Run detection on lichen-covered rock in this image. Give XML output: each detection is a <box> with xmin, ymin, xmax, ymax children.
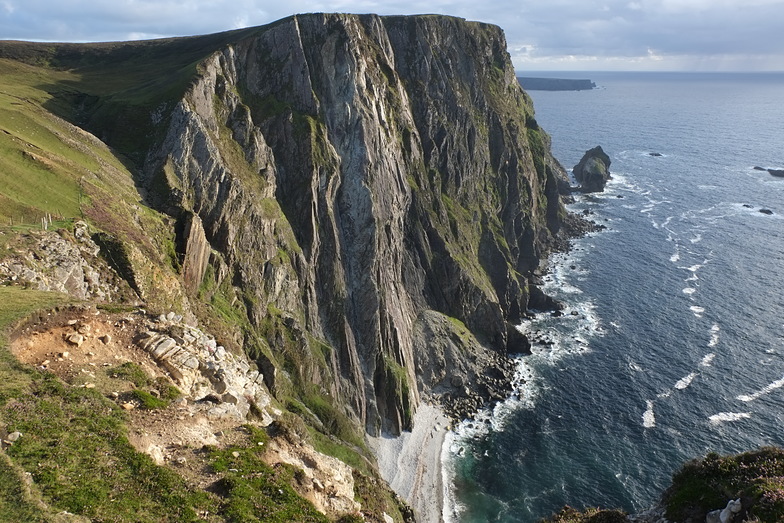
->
<box><xmin>0</xmin><ymin>225</ymin><xmax>128</xmax><ymax>301</ymax></box>
<box><xmin>573</xmin><ymin>145</ymin><xmax>612</xmax><ymax>192</ymax></box>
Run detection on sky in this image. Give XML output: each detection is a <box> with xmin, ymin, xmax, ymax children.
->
<box><xmin>2</xmin><ymin>0</ymin><xmax>784</xmax><ymax>72</ymax></box>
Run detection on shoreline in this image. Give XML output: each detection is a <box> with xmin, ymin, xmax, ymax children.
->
<box><xmin>368</xmin><ymin>404</ymin><xmax>451</xmax><ymax>523</ymax></box>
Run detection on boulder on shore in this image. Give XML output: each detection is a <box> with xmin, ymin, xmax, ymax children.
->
<box><xmin>573</xmin><ymin>146</ymin><xmax>612</xmax><ymax>192</ymax></box>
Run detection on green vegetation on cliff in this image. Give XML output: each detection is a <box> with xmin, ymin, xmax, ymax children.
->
<box><xmin>0</xmin><ymin>12</ymin><xmax>575</xmax><ymax>523</ymax></box>
<box><xmin>665</xmin><ymin>447</ymin><xmax>784</xmax><ymax>522</ymax></box>
<box><xmin>540</xmin><ymin>447</ymin><xmax>784</xmax><ymax>523</ymax></box>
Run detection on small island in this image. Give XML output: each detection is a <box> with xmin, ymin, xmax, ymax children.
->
<box><xmin>517</xmin><ymin>76</ymin><xmax>596</xmax><ymax>91</ymax></box>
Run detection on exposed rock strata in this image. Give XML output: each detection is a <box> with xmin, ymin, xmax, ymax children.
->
<box><xmin>140</xmin><ymin>14</ymin><xmax>572</xmax><ymax>435</ymax></box>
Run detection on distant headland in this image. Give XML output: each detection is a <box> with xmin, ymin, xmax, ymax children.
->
<box><xmin>517</xmin><ymin>76</ymin><xmax>596</xmax><ymax>91</ymax></box>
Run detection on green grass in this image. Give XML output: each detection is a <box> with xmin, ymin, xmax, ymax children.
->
<box><xmin>208</xmin><ymin>426</ymin><xmax>329</xmax><ymax>523</ymax></box>
<box><xmin>107</xmin><ymin>363</ymin><xmax>181</xmax><ymax>409</ymax></box>
<box><xmin>665</xmin><ymin>447</ymin><xmax>784</xmax><ymax>522</ymax></box>
<box><xmin>131</xmin><ymin>389</ymin><xmax>171</xmax><ymax>409</ymax></box>
<box><xmin>0</xmin><ymin>62</ymin><xmax>95</xmax><ymax>223</ymax></box>
<box><xmin>0</xmin><ymin>289</ymin><xmax>205</xmax><ymax>521</ymax></box>
<box><xmin>0</xmin><ymin>452</ymin><xmax>50</xmax><ymax>523</ymax></box>
<box><xmin>2</xmin><ymin>373</ymin><xmax>209</xmax><ymax>522</ymax></box>
<box><xmin>0</xmin><ymin>286</ymin><xmax>71</xmax><ymax>333</ymax></box>
<box><xmin>108</xmin><ymin>361</ymin><xmax>151</xmax><ymax>387</ymax></box>
<box><xmin>0</xmin><ymin>287</ymin><xmax>71</xmax><ymax>403</ymax></box>
<box><xmin>307</xmin><ymin>429</ymin><xmax>371</xmax><ymax>476</ymax></box>
<box><xmin>351</xmin><ymin>470</ymin><xmax>410</xmax><ymax>523</ymax></box>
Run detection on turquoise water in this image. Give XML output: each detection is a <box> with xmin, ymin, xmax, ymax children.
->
<box><xmin>445</xmin><ymin>72</ymin><xmax>784</xmax><ymax>522</ymax></box>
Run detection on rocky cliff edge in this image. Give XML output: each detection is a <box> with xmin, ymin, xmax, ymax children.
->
<box><xmin>141</xmin><ymin>13</ymin><xmax>573</xmax><ymax>435</ymax></box>
<box><xmin>0</xmin><ymin>12</ymin><xmax>583</xmax><ymax>522</ymax></box>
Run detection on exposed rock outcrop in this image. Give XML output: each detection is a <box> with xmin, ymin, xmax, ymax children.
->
<box><xmin>134</xmin><ymin>314</ymin><xmax>276</xmax><ymax>424</ymax></box>
<box><xmin>0</xmin><ymin>221</ymin><xmax>131</xmax><ymax>301</ymax></box>
<box><xmin>573</xmin><ymin>146</ymin><xmax>612</xmax><ymax>193</ymax></box>
<box><xmin>177</xmin><ymin>212</ymin><xmax>212</xmax><ymax>294</ymax></box>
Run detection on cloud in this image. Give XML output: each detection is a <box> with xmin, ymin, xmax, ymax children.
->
<box><xmin>1</xmin><ymin>0</ymin><xmax>783</xmax><ymax>70</ymax></box>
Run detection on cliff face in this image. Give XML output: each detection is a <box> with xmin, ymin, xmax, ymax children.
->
<box><xmin>142</xmin><ymin>13</ymin><xmax>570</xmax><ymax>435</ymax></box>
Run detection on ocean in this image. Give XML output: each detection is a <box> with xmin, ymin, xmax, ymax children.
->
<box><xmin>443</xmin><ymin>72</ymin><xmax>784</xmax><ymax>522</ymax></box>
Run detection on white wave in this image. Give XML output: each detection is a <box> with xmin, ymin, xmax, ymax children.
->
<box><xmin>711</xmin><ymin>324</ymin><xmax>720</xmax><ymax>332</ymax></box>
<box><xmin>674</xmin><ymin>373</ymin><xmax>698</xmax><ymax>390</ymax></box>
<box><xmin>690</xmin><ymin>306</ymin><xmax>704</xmax><ymax>317</ymax></box>
<box><xmin>442</xmin><ymin>432</ymin><xmax>466</xmax><ymax>523</ymax></box>
<box><xmin>708</xmin><ymin>334</ymin><xmax>720</xmax><ymax>347</ymax></box>
<box><xmin>642</xmin><ymin>400</ymin><xmax>656</xmax><ymax>428</ymax></box>
<box><xmin>670</xmin><ymin>252</ymin><xmax>680</xmax><ymax>263</ymax></box>
<box><xmin>628</xmin><ymin>361</ymin><xmax>643</xmax><ymax>372</ymax></box>
<box><xmin>737</xmin><ymin>376</ymin><xmax>784</xmax><ymax>402</ymax></box>
<box><xmin>690</xmin><ymin>234</ymin><xmax>703</xmax><ymax>244</ymax></box>
<box><xmin>683</xmin><ymin>287</ymin><xmax>696</xmax><ymax>295</ymax></box>
<box><xmin>657</xmin><ymin>390</ymin><xmax>672</xmax><ymax>399</ymax></box>
<box><xmin>607</xmin><ymin>172</ymin><xmax>640</xmax><ymax>193</ymax></box>
<box><xmin>700</xmin><ymin>353</ymin><xmax>716</xmax><ymax>367</ymax></box>
<box><xmin>709</xmin><ymin>412</ymin><xmax>752</xmax><ymax>424</ymax></box>
<box><xmin>686</xmin><ymin>274</ymin><xmax>699</xmax><ymax>282</ymax></box>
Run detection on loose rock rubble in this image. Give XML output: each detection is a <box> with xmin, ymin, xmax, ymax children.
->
<box><xmin>134</xmin><ymin>314</ymin><xmax>275</xmax><ymax>424</ymax></box>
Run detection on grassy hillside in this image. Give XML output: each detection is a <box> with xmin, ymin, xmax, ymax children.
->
<box><xmin>0</xmin><ymin>26</ymin><xmax>268</xmax><ymax>163</ymax></box>
<box><xmin>0</xmin><ymin>29</ymin><xmax>406</xmax><ymax>522</ymax></box>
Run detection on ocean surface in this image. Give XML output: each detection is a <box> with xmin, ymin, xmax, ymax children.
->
<box><xmin>443</xmin><ymin>72</ymin><xmax>784</xmax><ymax>522</ymax></box>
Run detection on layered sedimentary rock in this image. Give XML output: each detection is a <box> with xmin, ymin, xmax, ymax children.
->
<box><xmin>141</xmin><ymin>14</ymin><xmax>572</xmax><ymax>435</ymax></box>
<box><xmin>133</xmin><ymin>14</ymin><xmax>572</xmax><ymax>435</ymax></box>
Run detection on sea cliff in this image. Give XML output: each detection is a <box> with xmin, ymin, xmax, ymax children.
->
<box><xmin>139</xmin><ymin>13</ymin><xmax>575</xmax><ymax>436</ymax></box>
<box><xmin>0</xmin><ymin>13</ymin><xmax>578</xmax><ymax>522</ymax></box>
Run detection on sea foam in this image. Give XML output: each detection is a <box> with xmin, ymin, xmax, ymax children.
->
<box><xmin>674</xmin><ymin>373</ymin><xmax>698</xmax><ymax>390</ymax></box>
<box><xmin>642</xmin><ymin>400</ymin><xmax>656</xmax><ymax>428</ymax></box>
<box><xmin>709</xmin><ymin>412</ymin><xmax>752</xmax><ymax>424</ymax></box>
<box><xmin>737</xmin><ymin>376</ymin><xmax>784</xmax><ymax>402</ymax></box>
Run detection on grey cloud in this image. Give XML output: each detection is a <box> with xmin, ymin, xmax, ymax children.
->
<box><xmin>1</xmin><ymin>0</ymin><xmax>783</xmax><ymax>70</ymax></box>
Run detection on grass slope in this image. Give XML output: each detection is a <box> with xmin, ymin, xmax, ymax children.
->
<box><xmin>0</xmin><ymin>29</ymin><xmax>355</xmax><ymax>521</ymax></box>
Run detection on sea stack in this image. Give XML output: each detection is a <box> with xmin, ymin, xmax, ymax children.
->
<box><xmin>573</xmin><ymin>145</ymin><xmax>612</xmax><ymax>192</ymax></box>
